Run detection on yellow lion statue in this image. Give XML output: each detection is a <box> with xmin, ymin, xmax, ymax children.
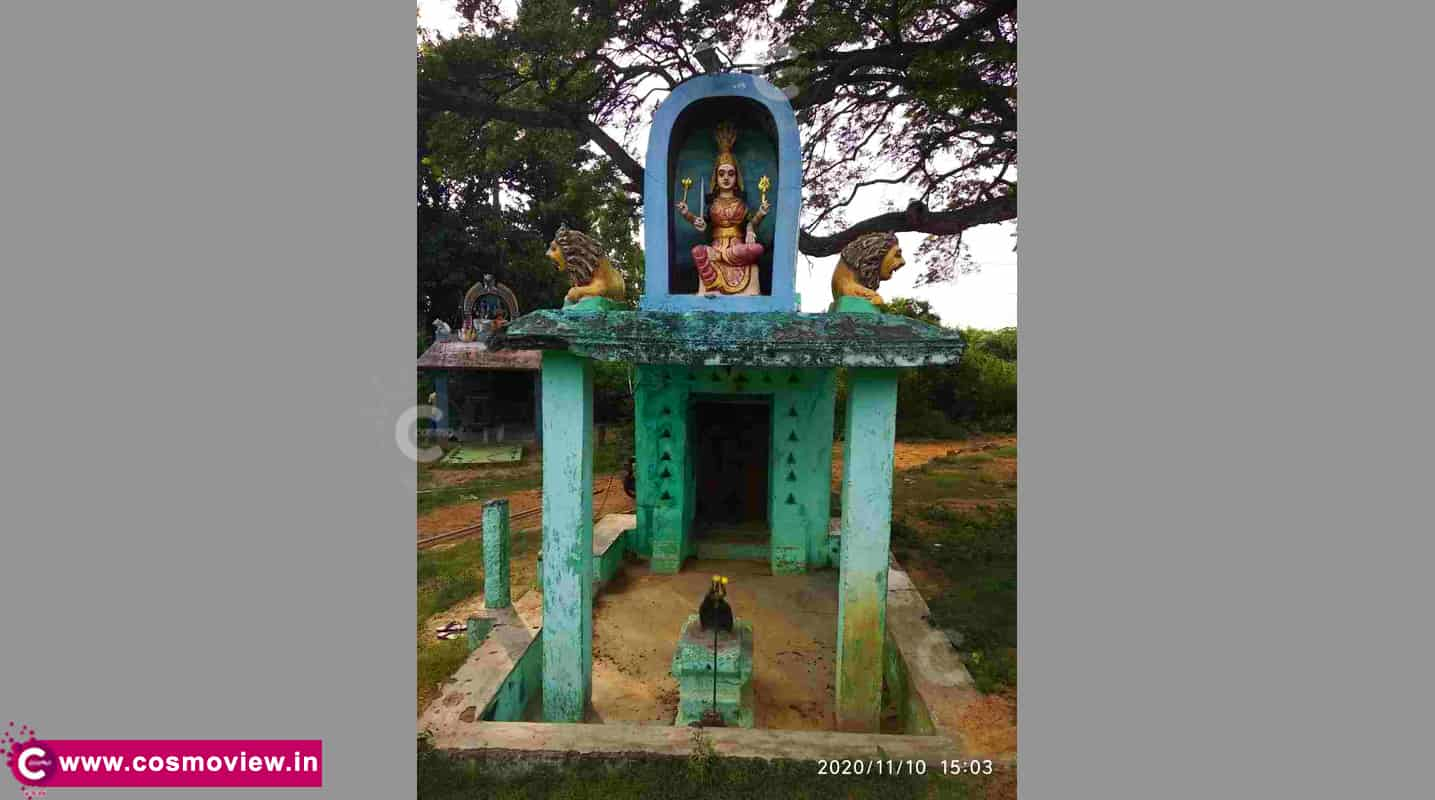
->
<box><xmin>546</xmin><ymin>225</ymin><xmax>627</xmax><ymax>305</ymax></box>
<box><xmin>830</xmin><ymin>231</ymin><xmax>905</xmax><ymax>305</ymax></box>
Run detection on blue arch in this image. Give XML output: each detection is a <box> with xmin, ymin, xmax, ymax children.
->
<box><xmin>641</xmin><ymin>73</ymin><xmax>802</xmax><ymax>312</ymax></box>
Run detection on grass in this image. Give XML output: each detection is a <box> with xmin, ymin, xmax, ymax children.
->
<box><xmin>418</xmin><ymin>539</ymin><xmax>487</xmax><ymax>620</ymax></box>
<box><xmin>893</xmin><ymin>505</ymin><xmax>1017</xmax><ymax>694</ymax></box>
<box><xmin>890</xmin><ymin>441</ymin><xmax>1018</xmax><ymax>695</ymax></box>
<box><xmin>417</xmin><ymin>734</ymin><xmax>1004</xmax><ymax>800</ymax></box>
<box><xmin>415</xmin><ymin>523</ymin><xmax>542</xmax><ymax>713</ymax></box>
<box><xmin>417</xmin><ymin>638</ymin><xmax>471</xmax><ymax>714</ymax></box>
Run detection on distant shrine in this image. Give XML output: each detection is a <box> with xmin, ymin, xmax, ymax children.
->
<box><xmin>417</xmin><ymin>275</ymin><xmax>541</xmax><ymax>442</ymax></box>
<box><xmin>498</xmin><ymin>73</ymin><xmax>965</xmax><ymax>731</ymax></box>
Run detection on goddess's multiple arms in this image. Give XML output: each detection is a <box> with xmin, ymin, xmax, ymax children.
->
<box><xmin>744</xmin><ymin>197</ymin><xmax>770</xmax><ymax>243</ymax></box>
<box><xmin>675</xmin><ymin>200</ymin><xmax>708</xmax><ymax>232</ymax></box>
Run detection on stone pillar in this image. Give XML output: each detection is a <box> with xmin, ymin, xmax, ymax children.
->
<box><xmin>835</xmin><ymin>368</ymin><xmax>898</xmax><ymax>732</ymax></box>
<box><xmin>540</xmin><ymin>351</ymin><xmax>594</xmax><ymax>722</ymax></box>
<box><xmin>433</xmin><ymin>373</ymin><xmax>452</xmax><ymax>437</ymax></box>
<box><xmin>769</xmin><ymin>368</ymin><xmax>838</xmax><ymax>574</ymax></box>
<box><xmin>636</xmin><ymin>365</ymin><xmax>692</xmax><ymax>573</ymax></box>
<box><xmin>482</xmin><ymin>499</ymin><xmax>511</xmax><ymax>609</ymax></box>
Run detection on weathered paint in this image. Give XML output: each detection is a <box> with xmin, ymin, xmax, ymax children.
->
<box><xmin>562</xmin><ymin>296</ymin><xmax>625</xmax><ymax>313</ymax></box>
<box><xmin>592</xmin><ymin>529</ymin><xmax>627</xmax><ymax>592</ymax></box>
<box><xmin>835</xmin><ymin>369</ymin><xmax>898</xmax><ymax>732</ymax></box>
<box><xmin>633</xmin><ymin>365</ymin><xmax>836</xmax><ymax>574</ymax></box>
<box><xmin>465</xmin><ymin>616</ymin><xmax>493</xmax><ymax>653</ymax></box>
<box><xmin>502</xmin><ymin>309</ymin><xmax>965</xmax><ymax>368</ymax></box>
<box><xmin>483</xmin><ymin>632</ymin><xmax>543</xmax><ymax>722</ymax></box>
<box><xmin>482</xmin><ymin>499</ymin><xmax>511</xmax><ymax>609</ymax></box>
<box><xmin>882</xmin><ymin>628</ymin><xmax>936</xmax><ymax>735</ymax></box>
<box><xmin>539</xmin><ymin>351</ymin><xmax>594</xmax><ymax>722</ymax></box>
<box><xmin>833</xmin><ymin>295</ymin><xmax>882</xmax><ymax>314</ymax></box>
<box><xmin>634</xmin><ymin>365</ymin><xmax>695</xmax><ymax>573</ymax></box>
<box><xmin>642</xmin><ymin>73</ymin><xmax>802</xmax><ymax>313</ymax></box>
<box><xmin>671</xmin><ymin>615</ymin><xmax>755</xmax><ymax>728</ymax></box>
<box><xmin>769</xmin><ymin>368</ymin><xmax>838</xmax><ymax>573</ymax></box>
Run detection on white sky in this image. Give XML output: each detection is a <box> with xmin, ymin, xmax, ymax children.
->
<box><xmin>418</xmin><ymin>0</ymin><xmax>1017</xmax><ymax>329</ymax></box>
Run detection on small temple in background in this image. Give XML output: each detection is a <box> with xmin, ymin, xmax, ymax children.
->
<box><xmin>417</xmin><ymin>275</ymin><xmax>542</xmax><ymax>443</ymax></box>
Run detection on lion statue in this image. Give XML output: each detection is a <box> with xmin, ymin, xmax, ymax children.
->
<box><xmin>546</xmin><ymin>225</ymin><xmax>627</xmax><ymax>305</ymax></box>
<box><xmin>830</xmin><ymin>231</ymin><xmax>904</xmax><ymax>306</ymax></box>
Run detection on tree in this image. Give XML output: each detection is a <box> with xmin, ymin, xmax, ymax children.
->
<box><xmin>417</xmin><ymin>54</ymin><xmax>643</xmax><ymax>335</ymax></box>
<box><xmin>419</xmin><ymin>0</ymin><xmax>1016</xmax><ymax>284</ymax></box>
<box><xmin>879</xmin><ymin>297</ymin><xmax>1016</xmax><ymax>434</ymax></box>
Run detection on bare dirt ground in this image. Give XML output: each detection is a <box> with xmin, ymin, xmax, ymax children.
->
<box><xmin>830</xmin><ymin>435</ymin><xmax>1016</xmax><ymax>487</ymax></box>
<box><xmin>588</xmin><ymin>558</ymin><xmax>842</xmax><ymax>730</ymax></box>
<box><xmin>417</xmin><ymin>472</ymin><xmax>634</xmax><ymax>539</ymax></box>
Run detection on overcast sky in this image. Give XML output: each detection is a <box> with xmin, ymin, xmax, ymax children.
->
<box><xmin>418</xmin><ymin>0</ymin><xmax>1017</xmax><ymax>329</ymax></box>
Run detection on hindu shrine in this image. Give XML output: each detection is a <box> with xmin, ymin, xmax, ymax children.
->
<box><xmin>491</xmin><ymin>73</ymin><xmax>966</xmax><ymax>732</ymax></box>
<box><xmin>417</xmin><ymin>275</ymin><xmax>542</xmax><ymax>443</ymax></box>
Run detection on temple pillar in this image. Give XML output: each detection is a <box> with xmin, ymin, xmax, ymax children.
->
<box><xmin>835</xmin><ymin>368</ymin><xmax>898</xmax><ymax>732</ymax></box>
<box><xmin>636</xmin><ymin>366</ymin><xmax>692</xmax><ymax>573</ymax></box>
<box><xmin>768</xmin><ymin>368</ymin><xmax>837</xmax><ymax>574</ymax></box>
<box><xmin>482</xmin><ymin>499</ymin><xmax>511</xmax><ymax>609</ymax></box>
<box><xmin>539</xmin><ymin>351</ymin><xmax>594</xmax><ymax>722</ymax></box>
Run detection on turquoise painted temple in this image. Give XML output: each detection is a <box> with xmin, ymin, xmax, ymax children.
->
<box><xmin>499</xmin><ymin>73</ymin><xmax>965</xmax><ymax>732</ymax></box>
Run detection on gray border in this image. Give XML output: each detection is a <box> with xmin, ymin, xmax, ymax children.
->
<box><xmin>4</xmin><ymin>2</ymin><xmax>1432</xmax><ymax>798</ymax></box>
<box><xmin>0</xmin><ymin>3</ymin><xmax>414</xmax><ymax>798</ymax></box>
<box><xmin>1024</xmin><ymin>2</ymin><xmax>1431</xmax><ymax>796</ymax></box>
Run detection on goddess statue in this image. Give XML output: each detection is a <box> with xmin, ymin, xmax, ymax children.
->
<box><xmin>674</xmin><ymin>121</ymin><xmax>771</xmax><ymax>295</ymax></box>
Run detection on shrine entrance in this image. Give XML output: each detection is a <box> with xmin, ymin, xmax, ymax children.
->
<box><xmin>692</xmin><ymin>396</ymin><xmax>770</xmax><ymax>540</ymax></box>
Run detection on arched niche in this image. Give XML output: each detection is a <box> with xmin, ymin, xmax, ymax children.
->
<box><xmin>642</xmin><ymin>74</ymin><xmax>802</xmax><ymax>312</ymax></box>
<box><xmin>463</xmin><ymin>275</ymin><xmax>519</xmax><ymax>322</ymax></box>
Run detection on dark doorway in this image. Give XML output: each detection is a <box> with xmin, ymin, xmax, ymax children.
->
<box><xmin>692</xmin><ymin>397</ymin><xmax>770</xmax><ymax>527</ymax></box>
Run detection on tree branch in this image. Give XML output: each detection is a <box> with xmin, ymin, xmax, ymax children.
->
<box><xmin>799</xmin><ymin>195</ymin><xmax>1016</xmax><ymax>257</ymax></box>
<box><xmin>419</xmin><ymin>84</ymin><xmax>647</xmax><ymax>191</ymax></box>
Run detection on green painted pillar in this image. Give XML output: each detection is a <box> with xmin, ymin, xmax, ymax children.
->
<box><xmin>769</xmin><ymin>369</ymin><xmax>837</xmax><ymax>574</ymax></box>
<box><xmin>540</xmin><ymin>351</ymin><xmax>594</xmax><ymax>722</ymax></box>
<box><xmin>835</xmin><ymin>368</ymin><xmax>898</xmax><ymax>732</ymax></box>
<box><xmin>636</xmin><ymin>365</ymin><xmax>692</xmax><ymax>573</ymax></box>
<box><xmin>483</xmin><ymin>499</ymin><xmax>511</xmax><ymax>609</ymax></box>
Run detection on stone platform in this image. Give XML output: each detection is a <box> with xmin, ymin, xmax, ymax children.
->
<box><xmin>670</xmin><ymin>614</ymin><xmax>753</xmax><ymax>728</ymax></box>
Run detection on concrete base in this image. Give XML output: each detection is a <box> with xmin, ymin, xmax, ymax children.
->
<box><xmin>671</xmin><ymin>615</ymin><xmax>754</xmax><ymax>728</ymax></box>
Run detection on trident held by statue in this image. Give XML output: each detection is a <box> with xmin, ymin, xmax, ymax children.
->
<box><xmin>758</xmin><ymin>175</ymin><xmax>771</xmax><ymax>206</ymax></box>
<box><xmin>680</xmin><ymin>176</ymin><xmax>693</xmax><ymax>206</ymax></box>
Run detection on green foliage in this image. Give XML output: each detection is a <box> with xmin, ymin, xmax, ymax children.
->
<box><xmin>964</xmin><ymin>647</ymin><xmax>1017</xmax><ymax>696</ymax></box>
<box><xmin>592</xmin><ymin>361</ymin><xmax>634</xmax><ymax>424</ymax></box>
<box><xmin>872</xmin><ymin>300</ymin><xmax>1017</xmax><ymax>438</ymax></box>
<box><xmin>879</xmin><ymin>298</ymin><xmax>943</xmax><ymax>326</ymax></box>
<box><xmin>421</xmin><ymin>1</ymin><xmax>1016</xmax><ymax>279</ymax></box>
<box><xmin>686</xmin><ymin>728</ymin><xmax>718</xmax><ymax>783</ymax></box>
<box><xmin>418</xmin><ymin>14</ymin><xmax>645</xmax><ymax>335</ymax></box>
